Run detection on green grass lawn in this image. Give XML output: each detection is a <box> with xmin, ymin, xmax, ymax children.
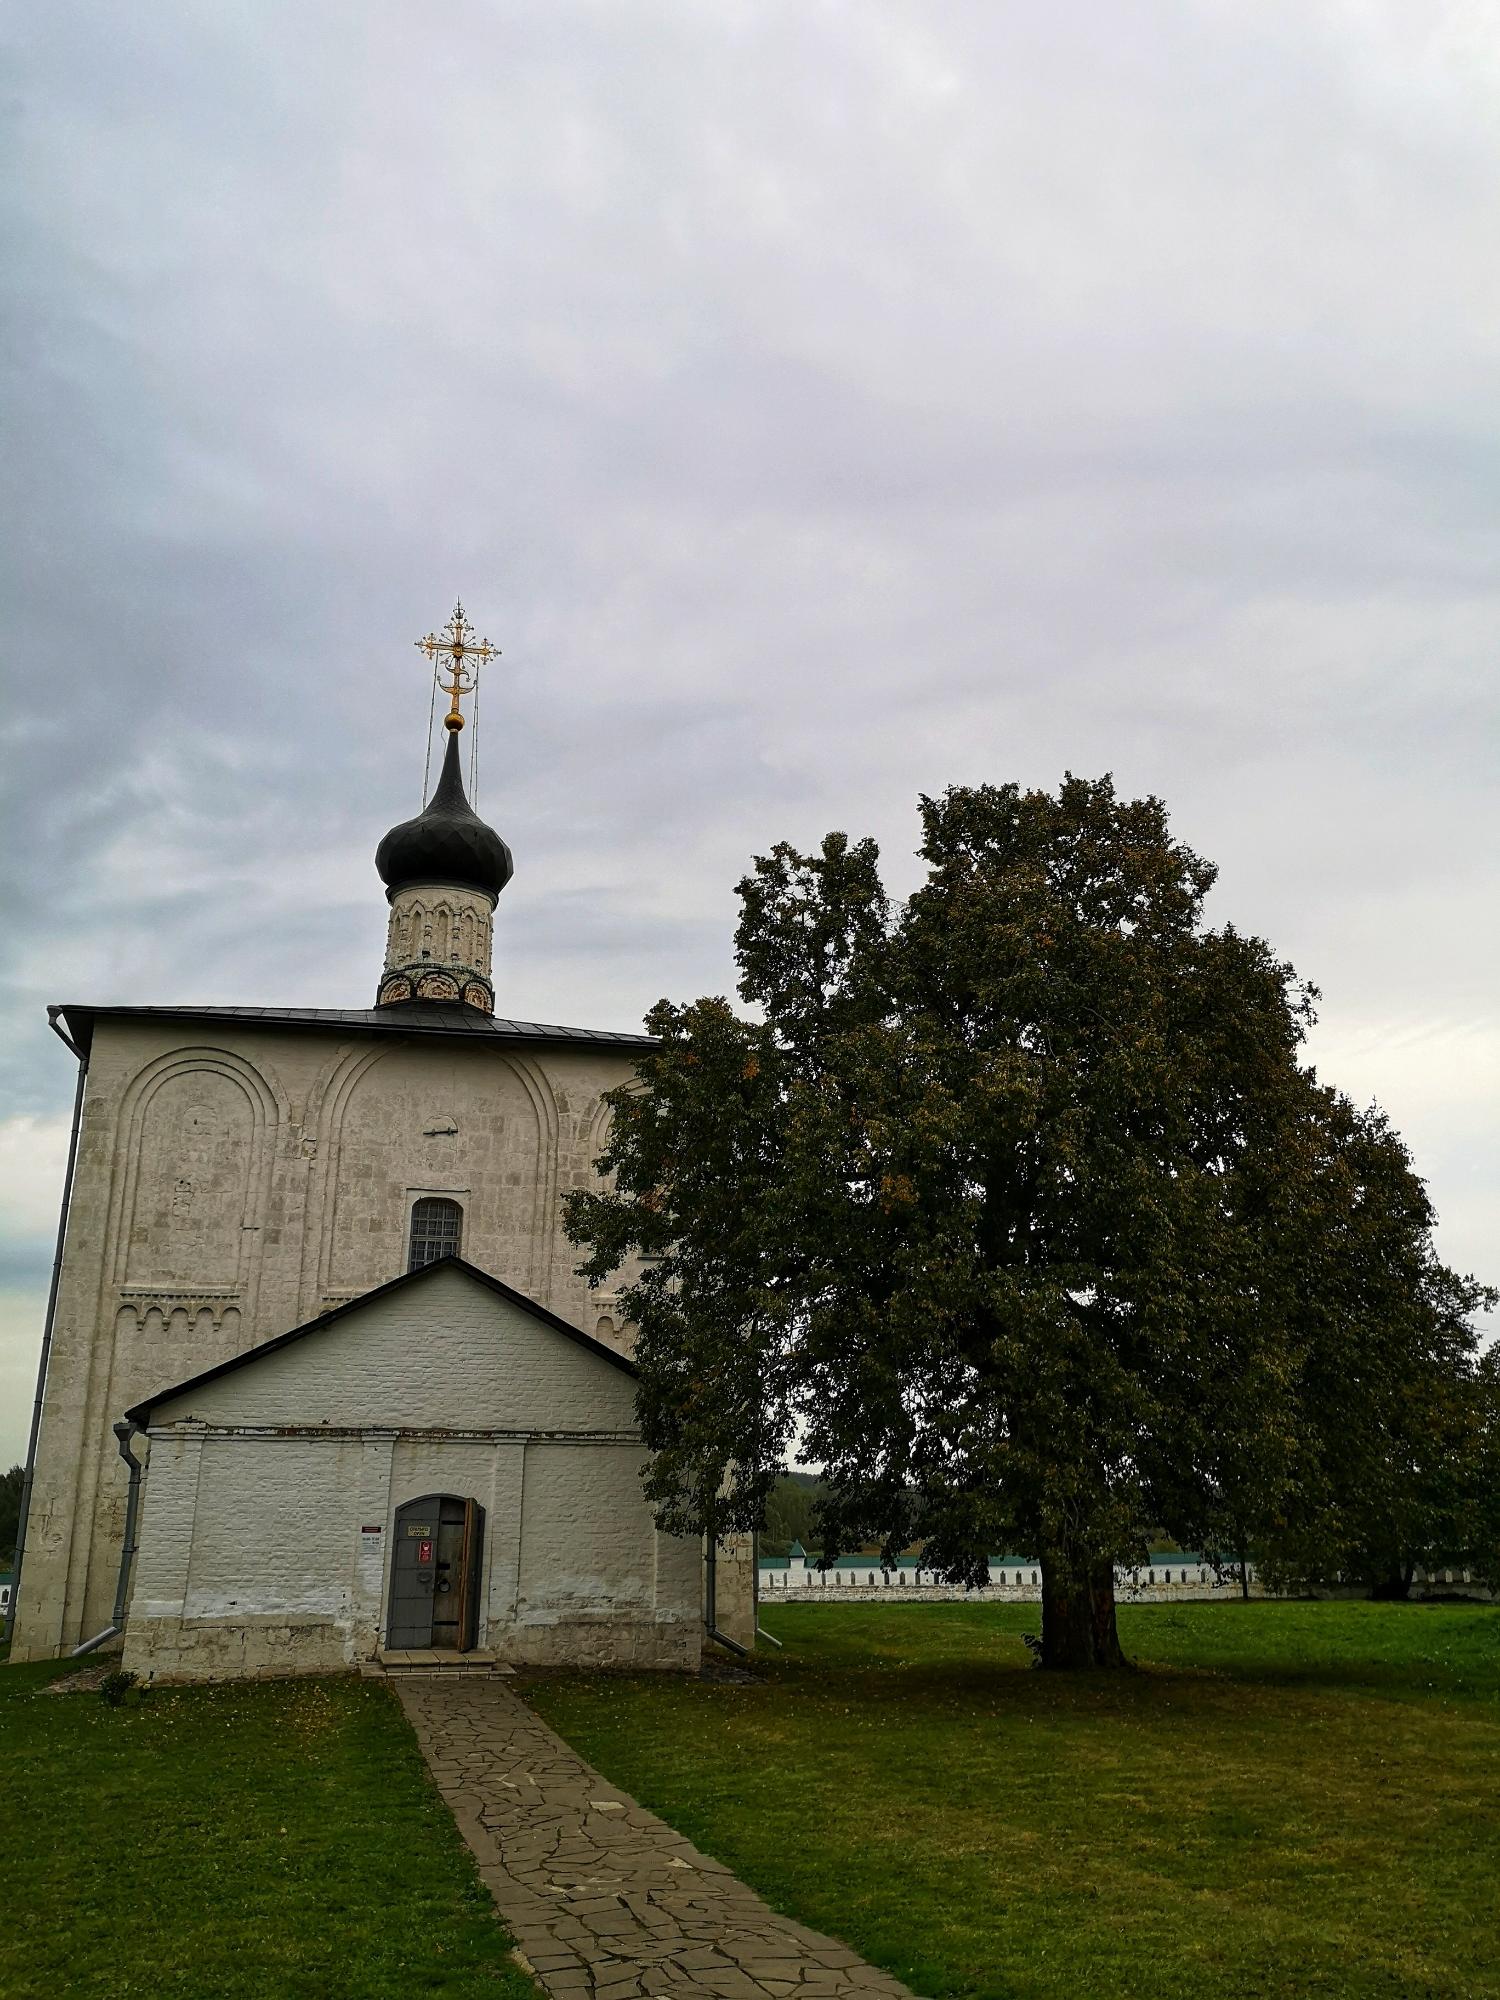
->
<box><xmin>524</xmin><ymin>1600</ymin><xmax>1500</xmax><ymax>2000</ymax></box>
<box><xmin>0</xmin><ymin>1660</ymin><xmax>538</xmax><ymax>2000</ymax></box>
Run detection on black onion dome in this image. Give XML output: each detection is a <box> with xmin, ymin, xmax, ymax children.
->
<box><xmin>375</xmin><ymin>730</ymin><xmax>513</xmax><ymax>902</ymax></box>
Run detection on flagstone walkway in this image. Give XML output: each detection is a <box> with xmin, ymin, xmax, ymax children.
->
<box><xmin>396</xmin><ymin>1678</ymin><xmax>914</xmax><ymax>1999</ymax></box>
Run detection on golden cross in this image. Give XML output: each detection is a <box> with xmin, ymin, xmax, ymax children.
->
<box><xmin>415</xmin><ymin>601</ymin><xmax>499</xmax><ymax>731</ymax></box>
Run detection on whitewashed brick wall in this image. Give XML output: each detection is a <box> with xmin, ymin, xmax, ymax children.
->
<box><xmin>121</xmin><ymin>1263</ymin><xmax>701</xmax><ymax>1678</ymax></box>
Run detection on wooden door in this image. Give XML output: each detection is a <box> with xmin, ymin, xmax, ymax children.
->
<box><xmin>456</xmin><ymin>1497</ymin><xmax>484</xmax><ymax>1653</ymax></box>
<box><xmin>387</xmin><ymin>1494</ymin><xmax>484</xmax><ymax>1651</ymax></box>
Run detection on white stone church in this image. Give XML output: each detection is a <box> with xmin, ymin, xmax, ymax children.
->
<box><xmin>12</xmin><ymin>614</ymin><xmax>752</xmax><ymax>1676</ymax></box>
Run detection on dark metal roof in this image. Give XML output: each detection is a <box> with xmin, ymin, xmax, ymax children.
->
<box><xmin>48</xmin><ymin>1000</ymin><xmax>657</xmax><ymax>1060</ymax></box>
<box><xmin>124</xmin><ymin>1253</ymin><xmax>638</xmax><ymax>1425</ymax></box>
<box><xmin>375</xmin><ymin>728</ymin><xmax>514</xmax><ymax>903</ymax></box>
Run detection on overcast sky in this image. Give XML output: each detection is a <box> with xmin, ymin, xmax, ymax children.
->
<box><xmin>2</xmin><ymin>3</ymin><xmax>1496</xmax><ymax>1461</ymax></box>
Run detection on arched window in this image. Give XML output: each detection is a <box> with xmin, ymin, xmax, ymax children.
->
<box><xmin>408</xmin><ymin>1197</ymin><xmax>463</xmax><ymax>1270</ymax></box>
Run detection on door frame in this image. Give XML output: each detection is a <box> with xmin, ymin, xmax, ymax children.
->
<box><xmin>386</xmin><ymin>1493</ymin><xmax>485</xmax><ymax>1653</ymax></box>
<box><xmin>456</xmin><ymin>1497</ymin><xmax>483</xmax><ymax>1652</ymax></box>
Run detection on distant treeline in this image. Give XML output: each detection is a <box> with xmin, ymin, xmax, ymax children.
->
<box><xmin>759</xmin><ymin>1471</ymin><xmax>826</xmax><ymax>1556</ymax></box>
<box><xmin>0</xmin><ymin>1463</ymin><xmax>21</xmax><ymax>1567</ymax></box>
<box><xmin>759</xmin><ymin>1471</ymin><xmax>1202</xmax><ymax>1566</ymax></box>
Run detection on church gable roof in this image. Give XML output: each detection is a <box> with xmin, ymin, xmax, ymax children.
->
<box><xmin>124</xmin><ymin>1256</ymin><xmax>636</xmax><ymax>1427</ymax></box>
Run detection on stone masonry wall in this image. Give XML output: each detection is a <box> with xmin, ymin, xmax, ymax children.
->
<box><xmin>16</xmin><ymin>1019</ymin><xmax>647</xmax><ymax>1660</ymax></box>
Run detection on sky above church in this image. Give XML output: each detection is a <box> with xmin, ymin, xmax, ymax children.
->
<box><xmin>2</xmin><ymin>3</ymin><xmax>1497</xmax><ymax>1459</ymax></box>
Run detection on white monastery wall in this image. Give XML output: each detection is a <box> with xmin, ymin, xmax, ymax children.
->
<box><xmin>16</xmin><ymin>1017</ymin><xmax>646</xmax><ymax>1659</ymax></box>
<box><xmin>758</xmin><ymin>1561</ymin><xmax>1274</xmax><ymax>1604</ymax></box>
<box><xmin>757</xmin><ymin>1559</ymin><xmax>1494</xmax><ymax>1607</ymax></box>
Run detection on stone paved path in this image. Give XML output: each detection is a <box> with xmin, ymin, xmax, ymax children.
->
<box><xmin>396</xmin><ymin>1678</ymin><xmax>915</xmax><ymax>1999</ymax></box>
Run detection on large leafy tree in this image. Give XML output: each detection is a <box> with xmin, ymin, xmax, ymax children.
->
<box><xmin>1246</xmin><ymin>1099</ymin><xmax>1493</xmax><ymax>1600</ymax></box>
<box><xmin>0</xmin><ymin>1462</ymin><xmax>21</xmax><ymax>1567</ymax></box>
<box><xmin>1467</xmin><ymin>1352</ymin><xmax>1500</xmax><ymax>1594</ymax></box>
<box><xmin>565</xmin><ymin>777</ymin><xmax>1492</xmax><ymax>1667</ymax></box>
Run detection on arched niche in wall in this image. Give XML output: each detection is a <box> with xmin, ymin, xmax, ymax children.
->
<box><xmin>315</xmin><ymin>1040</ymin><xmax>552</xmax><ymax>1299</ymax></box>
<box><xmin>586</xmin><ymin>1091</ymin><xmax>616</xmax><ymax>1177</ymax></box>
<box><xmin>111</xmin><ymin>1049</ymin><xmax>283</xmax><ymax>1296</ymax></box>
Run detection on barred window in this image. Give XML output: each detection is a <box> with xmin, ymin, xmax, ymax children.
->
<box><xmin>408</xmin><ymin>1197</ymin><xmax>463</xmax><ymax>1271</ymax></box>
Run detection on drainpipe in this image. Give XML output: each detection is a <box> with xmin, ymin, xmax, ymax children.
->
<box><xmin>704</xmin><ymin>1531</ymin><xmax>751</xmax><ymax>1660</ymax></box>
<box><xmin>70</xmin><ymin>1422</ymin><xmax>146</xmax><ymax>1658</ymax></box>
<box><xmin>9</xmin><ymin>1039</ymin><xmax>88</xmax><ymax>1644</ymax></box>
<box><xmin>752</xmin><ymin>1529</ymin><xmax>783</xmax><ymax>1648</ymax></box>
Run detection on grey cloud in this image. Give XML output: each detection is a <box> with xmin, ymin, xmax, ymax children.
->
<box><xmin>0</xmin><ymin>0</ymin><xmax>1494</xmax><ymax>1415</ymax></box>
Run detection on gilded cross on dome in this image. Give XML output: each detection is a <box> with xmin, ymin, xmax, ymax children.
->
<box><xmin>415</xmin><ymin>601</ymin><xmax>499</xmax><ymax>731</ymax></box>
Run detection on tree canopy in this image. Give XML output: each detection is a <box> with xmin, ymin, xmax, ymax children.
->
<box><xmin>0</xmin><ymin>1463</ymin><xmax>22</xmax><ymax>1569</ymax></box>
<box><xmin>565</xmin><ymin>777</ymin><xmax>1493</xmax><ymax>1667</ymax></box>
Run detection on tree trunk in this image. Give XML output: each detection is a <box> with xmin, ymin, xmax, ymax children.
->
<box><xmin>1370</xmin><ymin>1559</ymin><xmax>1414</xmax><ymax>1602</ymax></box>
<box><xmin>1039</xmin><ymin>1555</ymin><xmax>1129</xmax><ymax>1670</ymax></box>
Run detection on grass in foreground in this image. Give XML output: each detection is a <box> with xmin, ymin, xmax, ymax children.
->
<box><xmin>0</xmin><ymin>1661</ymin><xmax>537</xmax><ymax>1999</ymax></box>
<box><xmin>524</xmin><ymin>1599</ymin><xmax>1500</xmax><ymax>2000</ymax></box>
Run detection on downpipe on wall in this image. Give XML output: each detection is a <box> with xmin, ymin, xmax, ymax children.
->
<box><xmin>752</xmin><ymin>1531</ymin><xmax>782</xmax><ymax>1646</ymax></box>
<box><xmin>70</xmin><ymin>1422</ymin><xmax>146</xmax><ymax>1658</ymax></box>
<box><xmin>704</xmin><ymin>1534</ymin><xmax>751</xmax><ymax>1659</ymax></box>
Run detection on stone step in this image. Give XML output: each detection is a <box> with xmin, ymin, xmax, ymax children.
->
<box><xmin>363</xmin><ymin>1648</ymin><xmax>514</xmax><ymax>1679</ymax></box>
<box><xmin>363</xmin><ymin>1664</ymin><xmax>510</xmax><ymax>1679</ymax></box>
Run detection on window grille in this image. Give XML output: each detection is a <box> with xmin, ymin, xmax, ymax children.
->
<box><xmin>408</xmin><ymin>1196</ymin><xmax>463</xmax><ymax>1271</ymax></box>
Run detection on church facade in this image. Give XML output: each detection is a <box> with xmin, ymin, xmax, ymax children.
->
<box><xmin>13</xmin><ymin>615</ymin><xmax>753</xmax><ymax>1671</ymax></box>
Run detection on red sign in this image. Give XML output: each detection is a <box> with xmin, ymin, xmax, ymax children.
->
<box><xmin>418</xmin><ymin>1538</ymin><xmax>433</xmax><ymax>1565</ymax></box>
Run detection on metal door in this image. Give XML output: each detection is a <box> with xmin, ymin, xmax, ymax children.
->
<box><xmin>387</xmin><ymin>1495</ymin><xmax>484</xmax><ymax>1651</ymax></box>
